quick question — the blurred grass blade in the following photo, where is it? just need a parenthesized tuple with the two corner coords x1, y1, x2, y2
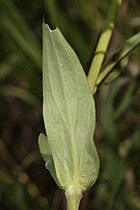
(0, 0, 41, 67)
(0, 86, 40, 107)
(101, 79, 128, 138)
(0, 170, 28, 210)
(114, 75, 140, 118)
(95, 32, 140, 91)
(0, 54, 23, 81)
(101, 79, 127, 194)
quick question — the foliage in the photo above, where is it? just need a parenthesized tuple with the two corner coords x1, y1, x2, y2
(0, 0, 140, 210)
(39, 24, 99, 210)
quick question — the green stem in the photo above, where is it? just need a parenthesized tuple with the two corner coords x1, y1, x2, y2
(87, 0, 122, 93)
(65, 187, 82, 210)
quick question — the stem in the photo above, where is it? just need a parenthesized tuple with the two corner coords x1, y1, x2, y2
(87, 0, 122, 93)
(65, 187, 82, 210)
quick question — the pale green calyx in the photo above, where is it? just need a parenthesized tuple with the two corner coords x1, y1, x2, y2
(38, 23, 99, 200)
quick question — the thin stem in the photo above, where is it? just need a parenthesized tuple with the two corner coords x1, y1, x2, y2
(65, 187, 82, 210)
(87, 0, 122, 93)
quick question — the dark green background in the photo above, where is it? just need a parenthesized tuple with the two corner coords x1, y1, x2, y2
(0, 0, 140, 210)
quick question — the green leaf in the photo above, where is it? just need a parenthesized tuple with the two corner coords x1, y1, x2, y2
(38, 133, 60, 187)
(101, 57, 128, 85)
(95, 32, 140, 92)
(39, 23, 99, 194)
(38, 133, 51, 161)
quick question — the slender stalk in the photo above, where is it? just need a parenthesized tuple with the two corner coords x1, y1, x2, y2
(87, 0, 122, 93)
(65, 187, 82, 210)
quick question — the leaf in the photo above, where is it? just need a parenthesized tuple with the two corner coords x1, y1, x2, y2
(95, 32, 140, 92)
(38, 133, 60, 187)
(38, 133, 51, 161)
(39, 23, 99, 194)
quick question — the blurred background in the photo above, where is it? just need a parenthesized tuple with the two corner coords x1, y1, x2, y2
(0, 0, 140, 210)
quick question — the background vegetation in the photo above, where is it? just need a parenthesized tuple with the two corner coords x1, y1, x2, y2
(0, 0, 140, 210)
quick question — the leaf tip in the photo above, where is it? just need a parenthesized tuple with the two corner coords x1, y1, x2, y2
(43, 22, 59, 34)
